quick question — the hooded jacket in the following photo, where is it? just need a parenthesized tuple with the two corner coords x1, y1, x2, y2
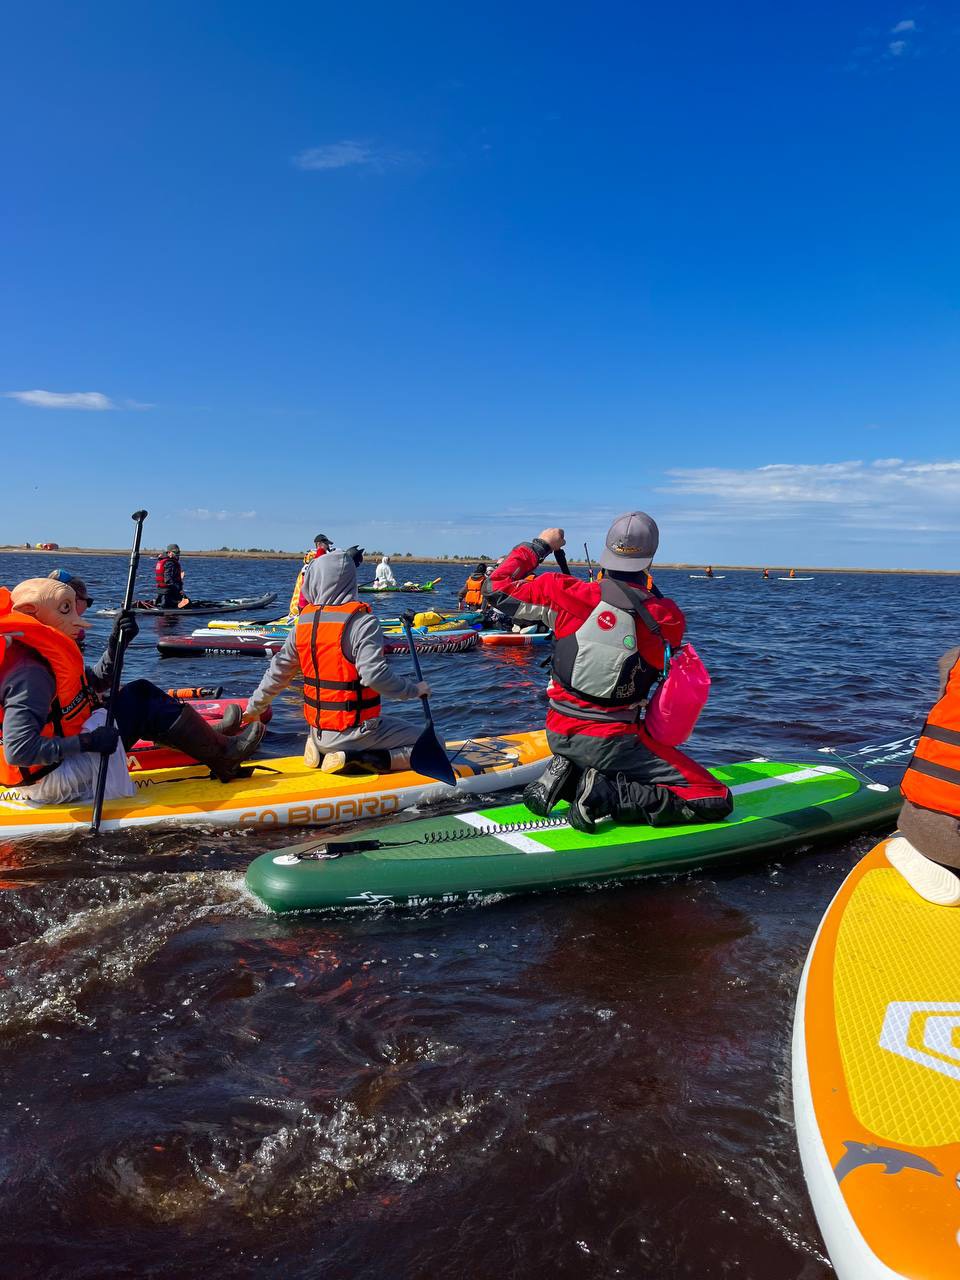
(245, 551, 421, 723)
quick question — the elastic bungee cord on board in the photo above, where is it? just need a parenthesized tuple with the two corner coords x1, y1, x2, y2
(292, 814, 572, 862)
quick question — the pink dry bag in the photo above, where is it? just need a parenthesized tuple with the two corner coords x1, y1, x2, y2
(643, 643, 710, 746)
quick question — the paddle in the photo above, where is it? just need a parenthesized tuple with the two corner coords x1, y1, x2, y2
(554, 547, 570, 575)
(400, 611, 457, 785)
(583, 542, 595, 581)
(91, 509, 148, 833)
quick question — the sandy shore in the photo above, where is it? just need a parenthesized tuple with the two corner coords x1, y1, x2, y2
(1, 547, 957, 574)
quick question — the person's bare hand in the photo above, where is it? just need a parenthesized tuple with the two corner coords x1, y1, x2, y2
(240, 708, 262, 725)
(415, 680, 431, 699)
(537, 528, 566, 550)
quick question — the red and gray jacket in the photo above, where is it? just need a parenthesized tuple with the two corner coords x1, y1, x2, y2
(485, 541, 684, 741)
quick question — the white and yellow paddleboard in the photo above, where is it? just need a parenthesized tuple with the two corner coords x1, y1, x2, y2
(0, 731, 548, 840)
(793, 838, 960, 1279)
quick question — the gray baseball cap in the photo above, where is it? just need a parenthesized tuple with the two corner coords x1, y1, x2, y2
(599, 511, 659, 572)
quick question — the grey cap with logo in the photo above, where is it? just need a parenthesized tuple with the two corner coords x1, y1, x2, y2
(599, 511, 660, 572)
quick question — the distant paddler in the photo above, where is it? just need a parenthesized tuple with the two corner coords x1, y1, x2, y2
(241, 548, 430, 775)
(705, 565, 714, 579)
(154, 543, 188, 609)
(374, 555, 398, 590)
(788, 568, 796, 578)
(761, 568, 769, 579)
(284, 533, 334, 621)
(458, 564, 488, 609)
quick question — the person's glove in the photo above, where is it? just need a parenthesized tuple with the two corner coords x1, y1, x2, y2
(79, 725, 121, 754)
(109, 610, 139, 654)
(344, 545, 365, 566)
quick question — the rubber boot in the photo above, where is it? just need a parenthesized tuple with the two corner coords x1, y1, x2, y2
(523, 755, 579, 816)
(159, 705, 265, 782)
(567, 768, 620, 834)
(570, 769, 734, 833)
(208, 704, 242, 736)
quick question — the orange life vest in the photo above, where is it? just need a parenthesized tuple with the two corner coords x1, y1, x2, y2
(901, 655, 960, 817)
(462, 574, 486, 608)
(0, 587, 94, 787)
(295, 600, 381, 732)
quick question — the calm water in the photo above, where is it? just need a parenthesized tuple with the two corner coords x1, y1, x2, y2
(1, 551, 956, 1279)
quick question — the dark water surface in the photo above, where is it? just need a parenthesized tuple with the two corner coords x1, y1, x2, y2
(1, 552, 956, 1279)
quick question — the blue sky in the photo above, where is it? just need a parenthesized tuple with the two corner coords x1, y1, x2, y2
(2, 1, 958, 567)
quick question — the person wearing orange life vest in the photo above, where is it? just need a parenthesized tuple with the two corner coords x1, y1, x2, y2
(0, 579, 264, 803)
(241, 548, 429, 775)
(155, 544, 186, 608)
(458, 564, 488, 609)
(885, 646, 960, 905)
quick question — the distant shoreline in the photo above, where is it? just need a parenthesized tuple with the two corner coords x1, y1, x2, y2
(1, 546, 957, 575)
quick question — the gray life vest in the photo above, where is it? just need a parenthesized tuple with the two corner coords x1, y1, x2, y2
(551, 577, 665, 709)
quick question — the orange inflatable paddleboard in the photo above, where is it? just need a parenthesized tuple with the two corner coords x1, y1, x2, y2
(793, 837, 960, 1278)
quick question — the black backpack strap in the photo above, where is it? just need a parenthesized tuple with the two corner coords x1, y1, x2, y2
(600, 577, 663, 638)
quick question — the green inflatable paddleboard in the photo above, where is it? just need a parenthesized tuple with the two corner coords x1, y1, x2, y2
(245, 759, 900, 912)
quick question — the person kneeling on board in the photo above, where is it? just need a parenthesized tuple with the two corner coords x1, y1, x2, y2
(240, 548, 430, 775)
(0, 579, 265, 804)
(485, 513, 733, 833)
(887, 646, 960, 906)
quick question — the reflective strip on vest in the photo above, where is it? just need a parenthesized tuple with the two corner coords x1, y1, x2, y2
(901, 658, 960, 817)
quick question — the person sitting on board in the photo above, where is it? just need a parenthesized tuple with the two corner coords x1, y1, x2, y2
(241, 548, 430, 775)
(485, 513, 733, 833)
(0, 578, 265, 805)
(286, 533, 334, 621)
(154, 544, 187, 609)
(459, 564, 488, 610)
(761, 568, 769, 579)
(886, 646, 960, 906)
(374, 555, 398, 590)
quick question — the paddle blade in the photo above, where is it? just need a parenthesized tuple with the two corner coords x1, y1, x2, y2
(410, 725, 457, 786)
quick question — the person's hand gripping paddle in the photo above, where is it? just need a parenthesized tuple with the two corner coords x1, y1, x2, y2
(400, 612, 457, 785)
(90, 509, 148, 833)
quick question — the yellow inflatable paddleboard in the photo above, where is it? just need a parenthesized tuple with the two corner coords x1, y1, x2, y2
(0, 731, 549, 840)
(793, 837, 960, 1278)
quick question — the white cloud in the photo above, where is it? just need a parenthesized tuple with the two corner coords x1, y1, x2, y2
(292, 140, 418, 173)
(888, 39, 908, 55)
(891, 19, 916, 32)
(658, 460, 960, 536)
(182, 508, 257, 521)
(4, 389, 116, 410)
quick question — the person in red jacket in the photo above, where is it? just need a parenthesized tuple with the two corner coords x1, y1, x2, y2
(485, 512, 733, 833)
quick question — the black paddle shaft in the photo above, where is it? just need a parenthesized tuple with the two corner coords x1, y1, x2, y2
(554, 547, 570, 575)
(400, 612, 456, 785)
(400, 612, 433, 724)
(90, 509, 148, 833)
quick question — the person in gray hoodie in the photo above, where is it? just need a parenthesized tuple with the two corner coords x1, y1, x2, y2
(242, 549, 429, 773)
